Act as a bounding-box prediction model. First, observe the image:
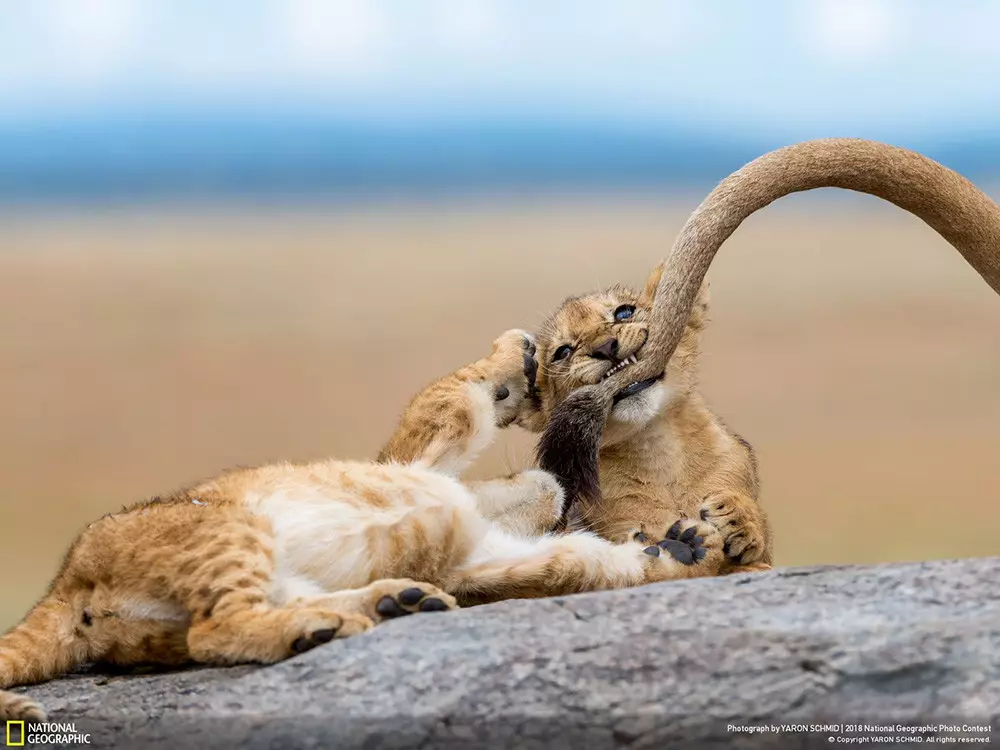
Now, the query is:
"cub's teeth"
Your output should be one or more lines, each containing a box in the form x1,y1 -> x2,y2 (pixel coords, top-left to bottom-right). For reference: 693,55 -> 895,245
603,356 -> 638,380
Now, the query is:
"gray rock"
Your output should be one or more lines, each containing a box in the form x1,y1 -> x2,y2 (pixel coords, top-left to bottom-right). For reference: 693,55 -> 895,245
14,558 -> 1000,749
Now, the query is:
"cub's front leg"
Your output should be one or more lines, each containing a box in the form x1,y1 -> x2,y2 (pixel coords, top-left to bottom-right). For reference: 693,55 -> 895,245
377,329 -> 537,475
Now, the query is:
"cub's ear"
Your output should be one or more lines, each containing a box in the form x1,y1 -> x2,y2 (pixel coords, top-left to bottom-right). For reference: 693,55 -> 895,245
641,262 -> 665,306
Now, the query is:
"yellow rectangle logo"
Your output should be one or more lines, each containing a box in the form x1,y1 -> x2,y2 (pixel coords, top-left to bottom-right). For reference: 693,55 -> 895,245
5,720 -> 25,747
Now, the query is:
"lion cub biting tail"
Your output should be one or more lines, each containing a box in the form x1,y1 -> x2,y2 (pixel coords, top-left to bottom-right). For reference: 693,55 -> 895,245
1,330 -> 723,721
524,275 -> 770,574
527,138 -> 1000,572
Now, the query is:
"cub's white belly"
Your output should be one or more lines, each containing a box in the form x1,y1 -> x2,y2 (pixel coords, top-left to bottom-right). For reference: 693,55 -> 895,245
244,460 -> 486,603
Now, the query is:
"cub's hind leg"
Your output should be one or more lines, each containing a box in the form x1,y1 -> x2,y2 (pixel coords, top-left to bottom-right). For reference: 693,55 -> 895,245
468,469 -> 564,537
0,598 -> 82,721
179,515 -> 372,664
378,329 -> 537,475
0,691 -> 46,722
186,601 -> 373,663
450,519 -> 726,606
289,579 -> 458,622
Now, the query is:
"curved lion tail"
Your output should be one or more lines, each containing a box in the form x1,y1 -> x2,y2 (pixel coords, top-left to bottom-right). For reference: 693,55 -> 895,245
627,137 -> 1000,391
0,596 -> 87,721
542,138 -> 1000,511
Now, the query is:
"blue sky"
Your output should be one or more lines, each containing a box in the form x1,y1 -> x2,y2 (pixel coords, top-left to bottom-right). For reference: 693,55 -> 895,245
2,1 -> 999,200
2,0 -> 999,140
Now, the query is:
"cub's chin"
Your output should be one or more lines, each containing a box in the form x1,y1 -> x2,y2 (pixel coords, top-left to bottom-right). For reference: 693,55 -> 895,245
604,380 -> 671,443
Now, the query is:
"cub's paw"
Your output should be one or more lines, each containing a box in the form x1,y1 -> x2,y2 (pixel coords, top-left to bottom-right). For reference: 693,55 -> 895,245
491,329 -> 536,386
659,519 -> 721,566
490,329 -> 538,425
632,519 -> 724,568
0,691 -> 47,722
366,579 -> 459,622
699,493 -> 768,567
287,609 -> 373,655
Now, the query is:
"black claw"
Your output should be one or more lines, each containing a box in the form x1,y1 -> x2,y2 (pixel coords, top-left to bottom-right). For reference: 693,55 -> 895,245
398,587 -> 425,606
375,595 -> 407,618
642,545 -> 661,557
418,597 -> 450,612
729,542 -> 751,563
311,628 -> 336,644
665,520 -> 683,539
291,636 -> 314,654
495,385 -> 510,401
725,535 -> 748,561
523,353 -> 538,386
659,538 -> 695,565
680,526 -> 697,543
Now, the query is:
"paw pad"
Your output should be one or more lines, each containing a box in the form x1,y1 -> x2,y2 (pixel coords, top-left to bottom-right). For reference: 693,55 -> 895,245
418,598 -> 450,612
375,588 -> 453,620
375,595 -> 410,619
291,627 -> 339,654
656,521 -> 708,566
398,587 -> 426,606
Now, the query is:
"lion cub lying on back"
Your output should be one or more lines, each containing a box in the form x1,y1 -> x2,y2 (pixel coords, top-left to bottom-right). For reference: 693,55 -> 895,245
1,329 -> 724,722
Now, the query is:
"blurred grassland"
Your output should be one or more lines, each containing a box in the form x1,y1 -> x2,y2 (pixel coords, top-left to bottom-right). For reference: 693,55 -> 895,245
1,196 -> 999,631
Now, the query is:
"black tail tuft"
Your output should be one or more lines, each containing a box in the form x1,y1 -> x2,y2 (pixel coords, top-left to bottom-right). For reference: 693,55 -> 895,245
536,386 -> 612,527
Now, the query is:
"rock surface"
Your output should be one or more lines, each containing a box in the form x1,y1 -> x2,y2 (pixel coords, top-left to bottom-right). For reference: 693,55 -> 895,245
14,558 -> 1000,749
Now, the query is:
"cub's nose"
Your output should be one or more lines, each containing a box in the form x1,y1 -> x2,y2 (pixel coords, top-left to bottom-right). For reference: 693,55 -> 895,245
590,338 -> 619,361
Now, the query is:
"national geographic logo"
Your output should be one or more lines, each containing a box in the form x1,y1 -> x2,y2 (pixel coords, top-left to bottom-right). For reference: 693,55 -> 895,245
5,721 -> 92,746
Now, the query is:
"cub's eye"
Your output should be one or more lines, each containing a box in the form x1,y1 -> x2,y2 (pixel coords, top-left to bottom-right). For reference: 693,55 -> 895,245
552,344 -> 574,362
613,304 -> 636,322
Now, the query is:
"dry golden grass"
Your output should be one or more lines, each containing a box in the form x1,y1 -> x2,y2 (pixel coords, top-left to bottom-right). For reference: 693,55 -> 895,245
2,196 -> 998,631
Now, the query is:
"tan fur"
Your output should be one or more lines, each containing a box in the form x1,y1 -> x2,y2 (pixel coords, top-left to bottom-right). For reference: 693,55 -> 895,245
529,278 -> 770,571
530,138 -> 1000,571
1,329 -> 724,721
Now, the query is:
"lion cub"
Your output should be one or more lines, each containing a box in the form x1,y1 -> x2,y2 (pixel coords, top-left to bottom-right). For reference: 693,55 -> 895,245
521,266 -> 772,573
1,329 -> 724,721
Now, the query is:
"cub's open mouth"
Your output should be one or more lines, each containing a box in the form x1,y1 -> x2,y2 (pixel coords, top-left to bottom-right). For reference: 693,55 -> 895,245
600,354 -> 664,403
602,355 -> 637,380
613,373 -> 665,404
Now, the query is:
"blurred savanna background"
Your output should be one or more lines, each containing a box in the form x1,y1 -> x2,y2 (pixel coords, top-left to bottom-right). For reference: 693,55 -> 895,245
2,0 -> 1000,631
